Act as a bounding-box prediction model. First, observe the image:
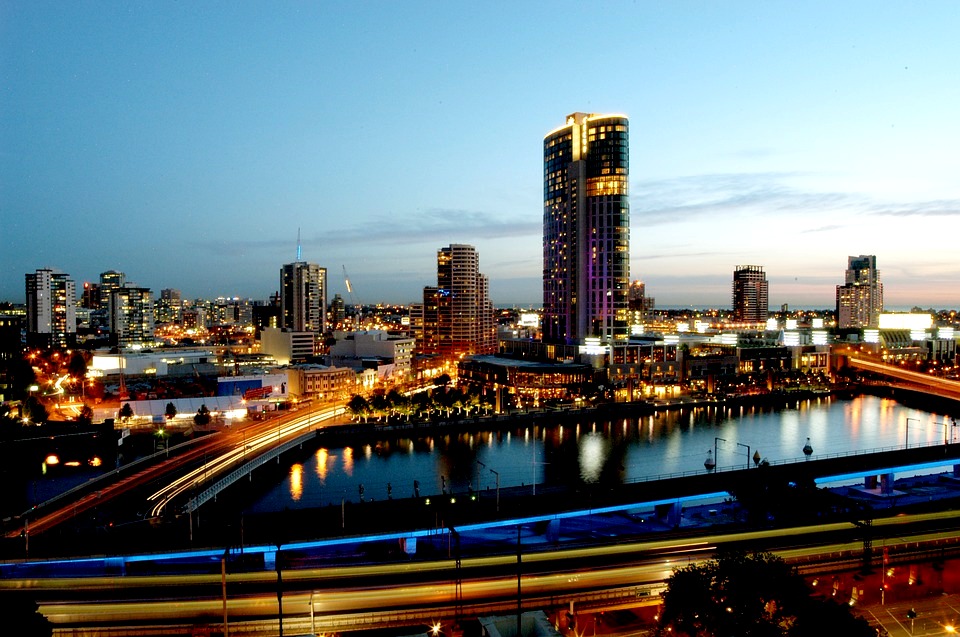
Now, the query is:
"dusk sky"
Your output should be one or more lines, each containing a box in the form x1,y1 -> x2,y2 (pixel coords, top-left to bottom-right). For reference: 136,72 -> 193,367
3,2 -> 959,309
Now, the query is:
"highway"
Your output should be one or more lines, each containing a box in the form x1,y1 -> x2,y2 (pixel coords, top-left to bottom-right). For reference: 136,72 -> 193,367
9,507 -> 960,634
5,403 -> 346,540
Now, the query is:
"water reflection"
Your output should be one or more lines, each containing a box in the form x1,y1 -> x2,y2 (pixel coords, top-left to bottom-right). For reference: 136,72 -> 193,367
249,395 -> 949,514
289,463 -> 303,501
315,448 -> 329,482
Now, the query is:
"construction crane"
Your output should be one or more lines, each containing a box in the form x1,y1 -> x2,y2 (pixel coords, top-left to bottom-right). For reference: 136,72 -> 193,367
342,265 -> 362,322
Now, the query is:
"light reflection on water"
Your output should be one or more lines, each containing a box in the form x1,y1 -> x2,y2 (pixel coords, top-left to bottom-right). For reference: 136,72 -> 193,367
247,395 -> 952,514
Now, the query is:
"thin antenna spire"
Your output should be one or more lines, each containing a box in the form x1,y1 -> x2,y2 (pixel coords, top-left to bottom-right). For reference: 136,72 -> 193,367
297,228 -> 302,261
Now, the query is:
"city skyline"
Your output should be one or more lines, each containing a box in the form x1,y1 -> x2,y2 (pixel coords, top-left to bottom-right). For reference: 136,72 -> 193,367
3,2 -> 960,308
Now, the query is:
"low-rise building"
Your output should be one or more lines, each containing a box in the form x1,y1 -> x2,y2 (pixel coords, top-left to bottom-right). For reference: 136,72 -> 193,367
286,364 -> 356,400
260,327 -> 315,365
329,330 -> 414,381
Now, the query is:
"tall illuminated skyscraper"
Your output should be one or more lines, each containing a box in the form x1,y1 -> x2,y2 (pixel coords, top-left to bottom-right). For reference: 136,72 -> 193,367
732,265 -> 769,323
836,255 -> 883,328
280,261 -> 327,334
416,244 -> 495,357
543,112 -> 630,345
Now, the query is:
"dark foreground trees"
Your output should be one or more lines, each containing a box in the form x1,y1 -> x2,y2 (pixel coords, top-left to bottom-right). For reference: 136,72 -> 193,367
656,551 -> 875,637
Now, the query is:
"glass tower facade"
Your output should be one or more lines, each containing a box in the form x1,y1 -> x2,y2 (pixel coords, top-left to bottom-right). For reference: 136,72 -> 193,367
543,112 -> 630,345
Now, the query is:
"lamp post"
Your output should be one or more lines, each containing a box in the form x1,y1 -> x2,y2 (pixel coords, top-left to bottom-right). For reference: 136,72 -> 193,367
489,467 -> 500,512
906,417 -> 920,448
736,442 -> 750,470
714,437 -> 726,470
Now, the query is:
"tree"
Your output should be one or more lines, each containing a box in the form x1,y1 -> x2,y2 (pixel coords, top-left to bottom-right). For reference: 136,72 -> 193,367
346,394 -> 371,423
194,404 -> 211,426
76,404 -> 94,426
67,351 -> 87,381
369,392 -> 389,422
24,396 -> 48,425
165,402 -> 178,421
118,403 -> 134,422
3,592 -> 53,637
656,551 -> 874,637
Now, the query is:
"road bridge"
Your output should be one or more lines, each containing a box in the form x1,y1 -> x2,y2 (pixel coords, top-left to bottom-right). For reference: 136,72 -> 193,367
847,356 -> 960,402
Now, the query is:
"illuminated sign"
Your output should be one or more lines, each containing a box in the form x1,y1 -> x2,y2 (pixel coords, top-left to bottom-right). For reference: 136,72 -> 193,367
783,331 -> 801,347
785,319 -> 798,330
812,318 -> 824,329
243,386 -> 273,400
519,313 -> 540,327
812,330 -> 828,345
766,318 -> 778,331
864,329 -> 880,343
939,327 -> 955,340
879,313 -> 932,330
580,337 -> 608,356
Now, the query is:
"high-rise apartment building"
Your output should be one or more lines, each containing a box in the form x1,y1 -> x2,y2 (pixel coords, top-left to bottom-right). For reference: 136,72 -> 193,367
109,285 -> 155,346
836,255 -> 883,328
156,288 -> 183,324
543,112 -> 630,345
99,270 -> 126,308
732,265 -> 769,323
628,280 -> 655,328
280,262 -> 327,334
25,268 -> 77,348
416,244 -> 495,357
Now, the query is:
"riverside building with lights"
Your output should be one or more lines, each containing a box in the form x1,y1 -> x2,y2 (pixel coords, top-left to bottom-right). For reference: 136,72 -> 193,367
543,112 -> 630,346
412,244 -> 495,359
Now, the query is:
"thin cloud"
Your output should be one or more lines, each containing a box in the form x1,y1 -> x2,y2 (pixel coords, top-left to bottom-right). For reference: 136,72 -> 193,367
802,224 -> 845,234
632,172 -> 960,230
333,208 -> 540,244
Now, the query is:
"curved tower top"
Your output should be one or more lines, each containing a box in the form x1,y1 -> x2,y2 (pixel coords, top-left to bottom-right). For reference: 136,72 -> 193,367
543,113 -> 629,345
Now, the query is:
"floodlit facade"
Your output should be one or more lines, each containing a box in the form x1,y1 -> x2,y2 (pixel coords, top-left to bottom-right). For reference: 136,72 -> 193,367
280,261 -> 327,334
25,268 -> 77,348
543,112 -> 630,345
836,255 -> 883,329
732,265 -> 769,323
416,244 -> 495,358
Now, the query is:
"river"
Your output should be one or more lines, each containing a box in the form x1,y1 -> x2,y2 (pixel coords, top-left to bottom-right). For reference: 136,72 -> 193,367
244,394 -> 957,513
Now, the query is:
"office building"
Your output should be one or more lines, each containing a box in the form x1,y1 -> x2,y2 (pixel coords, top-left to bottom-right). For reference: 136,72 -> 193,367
280,262 -> 327,334
25,268 -> 77,348
543,112 -> 630,345
109,285 -> 155,347
416,244 -> 495,358
732,265 -> 769,323
836,255 -> 883,329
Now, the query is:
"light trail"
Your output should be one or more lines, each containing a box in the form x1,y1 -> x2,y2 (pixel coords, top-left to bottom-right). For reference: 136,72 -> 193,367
24,521 -> 960,630
147,407 -> 344,517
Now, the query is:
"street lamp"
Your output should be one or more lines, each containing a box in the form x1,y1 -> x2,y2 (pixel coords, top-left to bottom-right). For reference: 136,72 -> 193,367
906,417 -> 920,448
489,467 -> 500,512
736,442 -> 750,470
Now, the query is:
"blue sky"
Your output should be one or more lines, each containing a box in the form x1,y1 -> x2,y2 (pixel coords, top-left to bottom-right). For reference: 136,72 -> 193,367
2,1 -> 959,309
